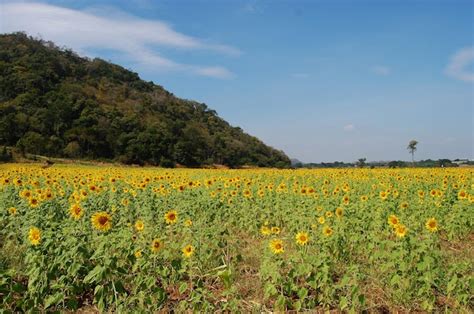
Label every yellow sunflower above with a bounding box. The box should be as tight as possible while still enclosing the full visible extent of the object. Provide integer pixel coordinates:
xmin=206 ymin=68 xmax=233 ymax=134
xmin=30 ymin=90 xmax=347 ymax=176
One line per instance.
xmin=271 ymin=226 xmax=280 ymax=234
xmin=457 ymin=190 xmax=467 ymax=200
xmin=164 ymin=210 xmax=178 ymax=224
xmin=182 ymin=244 xmax=195 ymax=258
xmin=8 ymin=207 xmax=17 ymax=215
xmin=151 ymin=239 xmax=163 ymax=253
xmin=184 ymin=219 xmax=193 ymax=227
xmin=29 ymin=198 xmax=39 ymax=208
xmin=28 ymin=227 xmax=41 ymax=245
xmin=260 ymin=225 xmax=271 ymax=236
xmin=269 ymin=239 xmax=284 ymax=254
xmin=318 ymin=216 xmax=325 ymax=224
xmin=295 ymin=232 xmax=309 ymax=246
xmin=91 ymin=211 xmax=112 ymax=232
xmin=134 ymin=250 xmax=142 ymax=258
xmin=20 ymin=189 xmax=32 ymax=199
xmin=335 ymin=207 xmax=343 ymax=218
xmin=425 ymin=218 xmax=438 ymax=232
xmin=69 ymin=203 xmax=84 ymax=220
xmin=394 ymin=224 xmax=408 ymax=238
xmin=388 ymin=214 xmax=399 ymax=227
xmin=135 ymin=219 xmax=144 ymax=232
xmin=322 ymin=226 xmax=333 ymax=237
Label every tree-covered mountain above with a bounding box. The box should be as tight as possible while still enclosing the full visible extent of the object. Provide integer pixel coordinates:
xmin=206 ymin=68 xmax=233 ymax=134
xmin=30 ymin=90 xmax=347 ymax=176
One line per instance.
xmin=0 ymin=33 xmax=290 ymax=167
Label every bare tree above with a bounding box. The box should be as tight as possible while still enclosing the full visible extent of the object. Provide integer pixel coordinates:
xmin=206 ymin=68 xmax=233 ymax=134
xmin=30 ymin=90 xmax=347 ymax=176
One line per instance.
xmin=407 ymin=140 xmax=418 ymax=164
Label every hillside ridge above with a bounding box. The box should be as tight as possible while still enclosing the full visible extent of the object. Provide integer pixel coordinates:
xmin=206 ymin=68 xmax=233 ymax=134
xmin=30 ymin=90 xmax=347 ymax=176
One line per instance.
xmin=0 ymin=32 xmax=290 ymax=168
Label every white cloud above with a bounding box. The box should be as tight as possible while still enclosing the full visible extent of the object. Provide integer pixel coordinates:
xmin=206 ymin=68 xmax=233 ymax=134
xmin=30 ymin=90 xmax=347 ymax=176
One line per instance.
xmin=0 ymin=2 xmax=240 ymax=79
xmin=445 ymin=46 xmax=474 ymax=82
xmin=371 ymin=65 xmax=391 ymax=76
xmin=343 ymin=124 xmax=355 ymax=131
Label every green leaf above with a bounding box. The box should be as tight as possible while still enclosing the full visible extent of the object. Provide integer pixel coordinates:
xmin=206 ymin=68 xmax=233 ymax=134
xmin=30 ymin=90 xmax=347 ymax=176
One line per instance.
xmin=293 ymin=300 xmax=302 ymax=311
xmin=339 ymin=296 xmax=348 ymax=310
xmin=274 ymin=295 xmax=286 ymax=311
xmin=297 ymin=287 xmax=308 ymax=300
xmin=390 ymin=274 xmax=400 ymax=286
xmin=179 ymin=282 xmax=188 ymax=294
xmin=264 ymin=283 xmax=278 ymax=298
xmin=44 ymin=292 xmax=64 ymax=309
xmin=84 ymin=265 xmax=104 ymax=284
xmin=447 ymin=276 xmax=457 ymax=293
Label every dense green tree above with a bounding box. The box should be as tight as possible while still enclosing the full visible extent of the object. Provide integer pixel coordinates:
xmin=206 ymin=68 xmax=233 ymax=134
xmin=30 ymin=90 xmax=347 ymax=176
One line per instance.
xmin=0 ymin=33 xmax=291 ymax=167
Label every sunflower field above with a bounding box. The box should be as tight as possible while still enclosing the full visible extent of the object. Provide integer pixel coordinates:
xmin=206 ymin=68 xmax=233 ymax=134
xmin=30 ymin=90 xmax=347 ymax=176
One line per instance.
xmin=1 ymin=164 xmax=473 ymax=312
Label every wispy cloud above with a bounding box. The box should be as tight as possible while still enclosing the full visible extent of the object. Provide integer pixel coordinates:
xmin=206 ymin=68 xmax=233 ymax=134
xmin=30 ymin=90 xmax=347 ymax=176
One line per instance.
xmin=343 ymin=124 xmax=355 ymax=131
xmin=1 ymin=2 xmax=240 ymax=79
xmin=371 ymin=65 xmax=391 ymax=76
xmin=445 ymin=46 xmax=474 ymax=82
xmin=242 ymin=1 xmax=263 ymax=14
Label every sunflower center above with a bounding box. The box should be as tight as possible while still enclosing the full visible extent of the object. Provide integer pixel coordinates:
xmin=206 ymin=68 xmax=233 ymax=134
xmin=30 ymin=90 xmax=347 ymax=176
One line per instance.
xmin=98 ymin=216 xmax=108 ymax=225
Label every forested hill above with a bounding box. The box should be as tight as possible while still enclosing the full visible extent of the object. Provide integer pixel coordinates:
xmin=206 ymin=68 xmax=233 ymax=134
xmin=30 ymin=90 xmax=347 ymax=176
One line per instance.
xmin=0 ymin=33 xmax=290 ymax=168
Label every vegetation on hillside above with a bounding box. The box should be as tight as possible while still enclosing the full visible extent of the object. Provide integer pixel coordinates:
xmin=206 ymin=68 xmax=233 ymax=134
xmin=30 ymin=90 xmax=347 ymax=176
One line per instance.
xmin=0 ymin=33 xmax=290 ymax=168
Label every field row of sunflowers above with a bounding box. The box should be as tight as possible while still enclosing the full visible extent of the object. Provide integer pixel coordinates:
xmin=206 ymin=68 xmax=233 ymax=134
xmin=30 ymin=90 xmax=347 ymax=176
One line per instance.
xmin=0 ymin=164 xmax=473 ymax=311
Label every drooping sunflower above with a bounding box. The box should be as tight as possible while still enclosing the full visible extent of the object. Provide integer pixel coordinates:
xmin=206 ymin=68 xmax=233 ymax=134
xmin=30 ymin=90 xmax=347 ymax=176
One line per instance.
xmin=91 ymin=211 xmax=112 ymax=232
xmin=151 ymin=239 xmax=163 ymax=253
xmin=182 ymin=244 xmax=194 ymax=258
xmin=322 ymin=226 xmax=333 ymax=237
xmin=394 ymin=224 xmax=408 ymax=238
xmin=28 ymin=227 xmax=41 ymax=245
xmin=295 ymin=232 xmax=309 ymax=246
xmin=269 ymin=239 xmax=284 ymax=254
xmin=135 ymin=219 xmax=145 ymax=232
xmin=388 ymin=214 xmax=399 ymax=227
xmin=164 ymin=210 xmax=178 ymax=224
xmin=69 ymin=203 xmax=84 ymax=220
xmin=335 ymin=207 xmax=343 ymax=218
xmin=425 ymin=218 xmax=438 ymax=232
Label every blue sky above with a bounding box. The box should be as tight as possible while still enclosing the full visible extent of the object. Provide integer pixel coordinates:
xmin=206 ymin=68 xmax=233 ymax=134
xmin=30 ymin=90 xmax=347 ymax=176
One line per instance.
xmin=2 ymin=0 xmax=473 ymax=162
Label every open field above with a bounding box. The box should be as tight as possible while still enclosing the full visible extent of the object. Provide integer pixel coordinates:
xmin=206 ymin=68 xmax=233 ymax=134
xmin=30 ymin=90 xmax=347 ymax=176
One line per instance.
xmin=1 ymin=164 xmax=473 ymax=312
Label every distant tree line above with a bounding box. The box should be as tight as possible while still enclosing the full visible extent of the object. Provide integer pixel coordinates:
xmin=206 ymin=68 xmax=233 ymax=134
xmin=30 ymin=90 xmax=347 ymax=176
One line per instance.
xmin=0 ymin=33 xmax=290 ymax=168
xmin=292 ymin=159 xmax=464 ymax=169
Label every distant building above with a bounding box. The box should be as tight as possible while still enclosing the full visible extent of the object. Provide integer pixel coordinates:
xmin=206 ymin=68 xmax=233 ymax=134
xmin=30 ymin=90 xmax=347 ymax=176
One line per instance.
xmin=453 ymin=159 xmax=469 ymax=165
